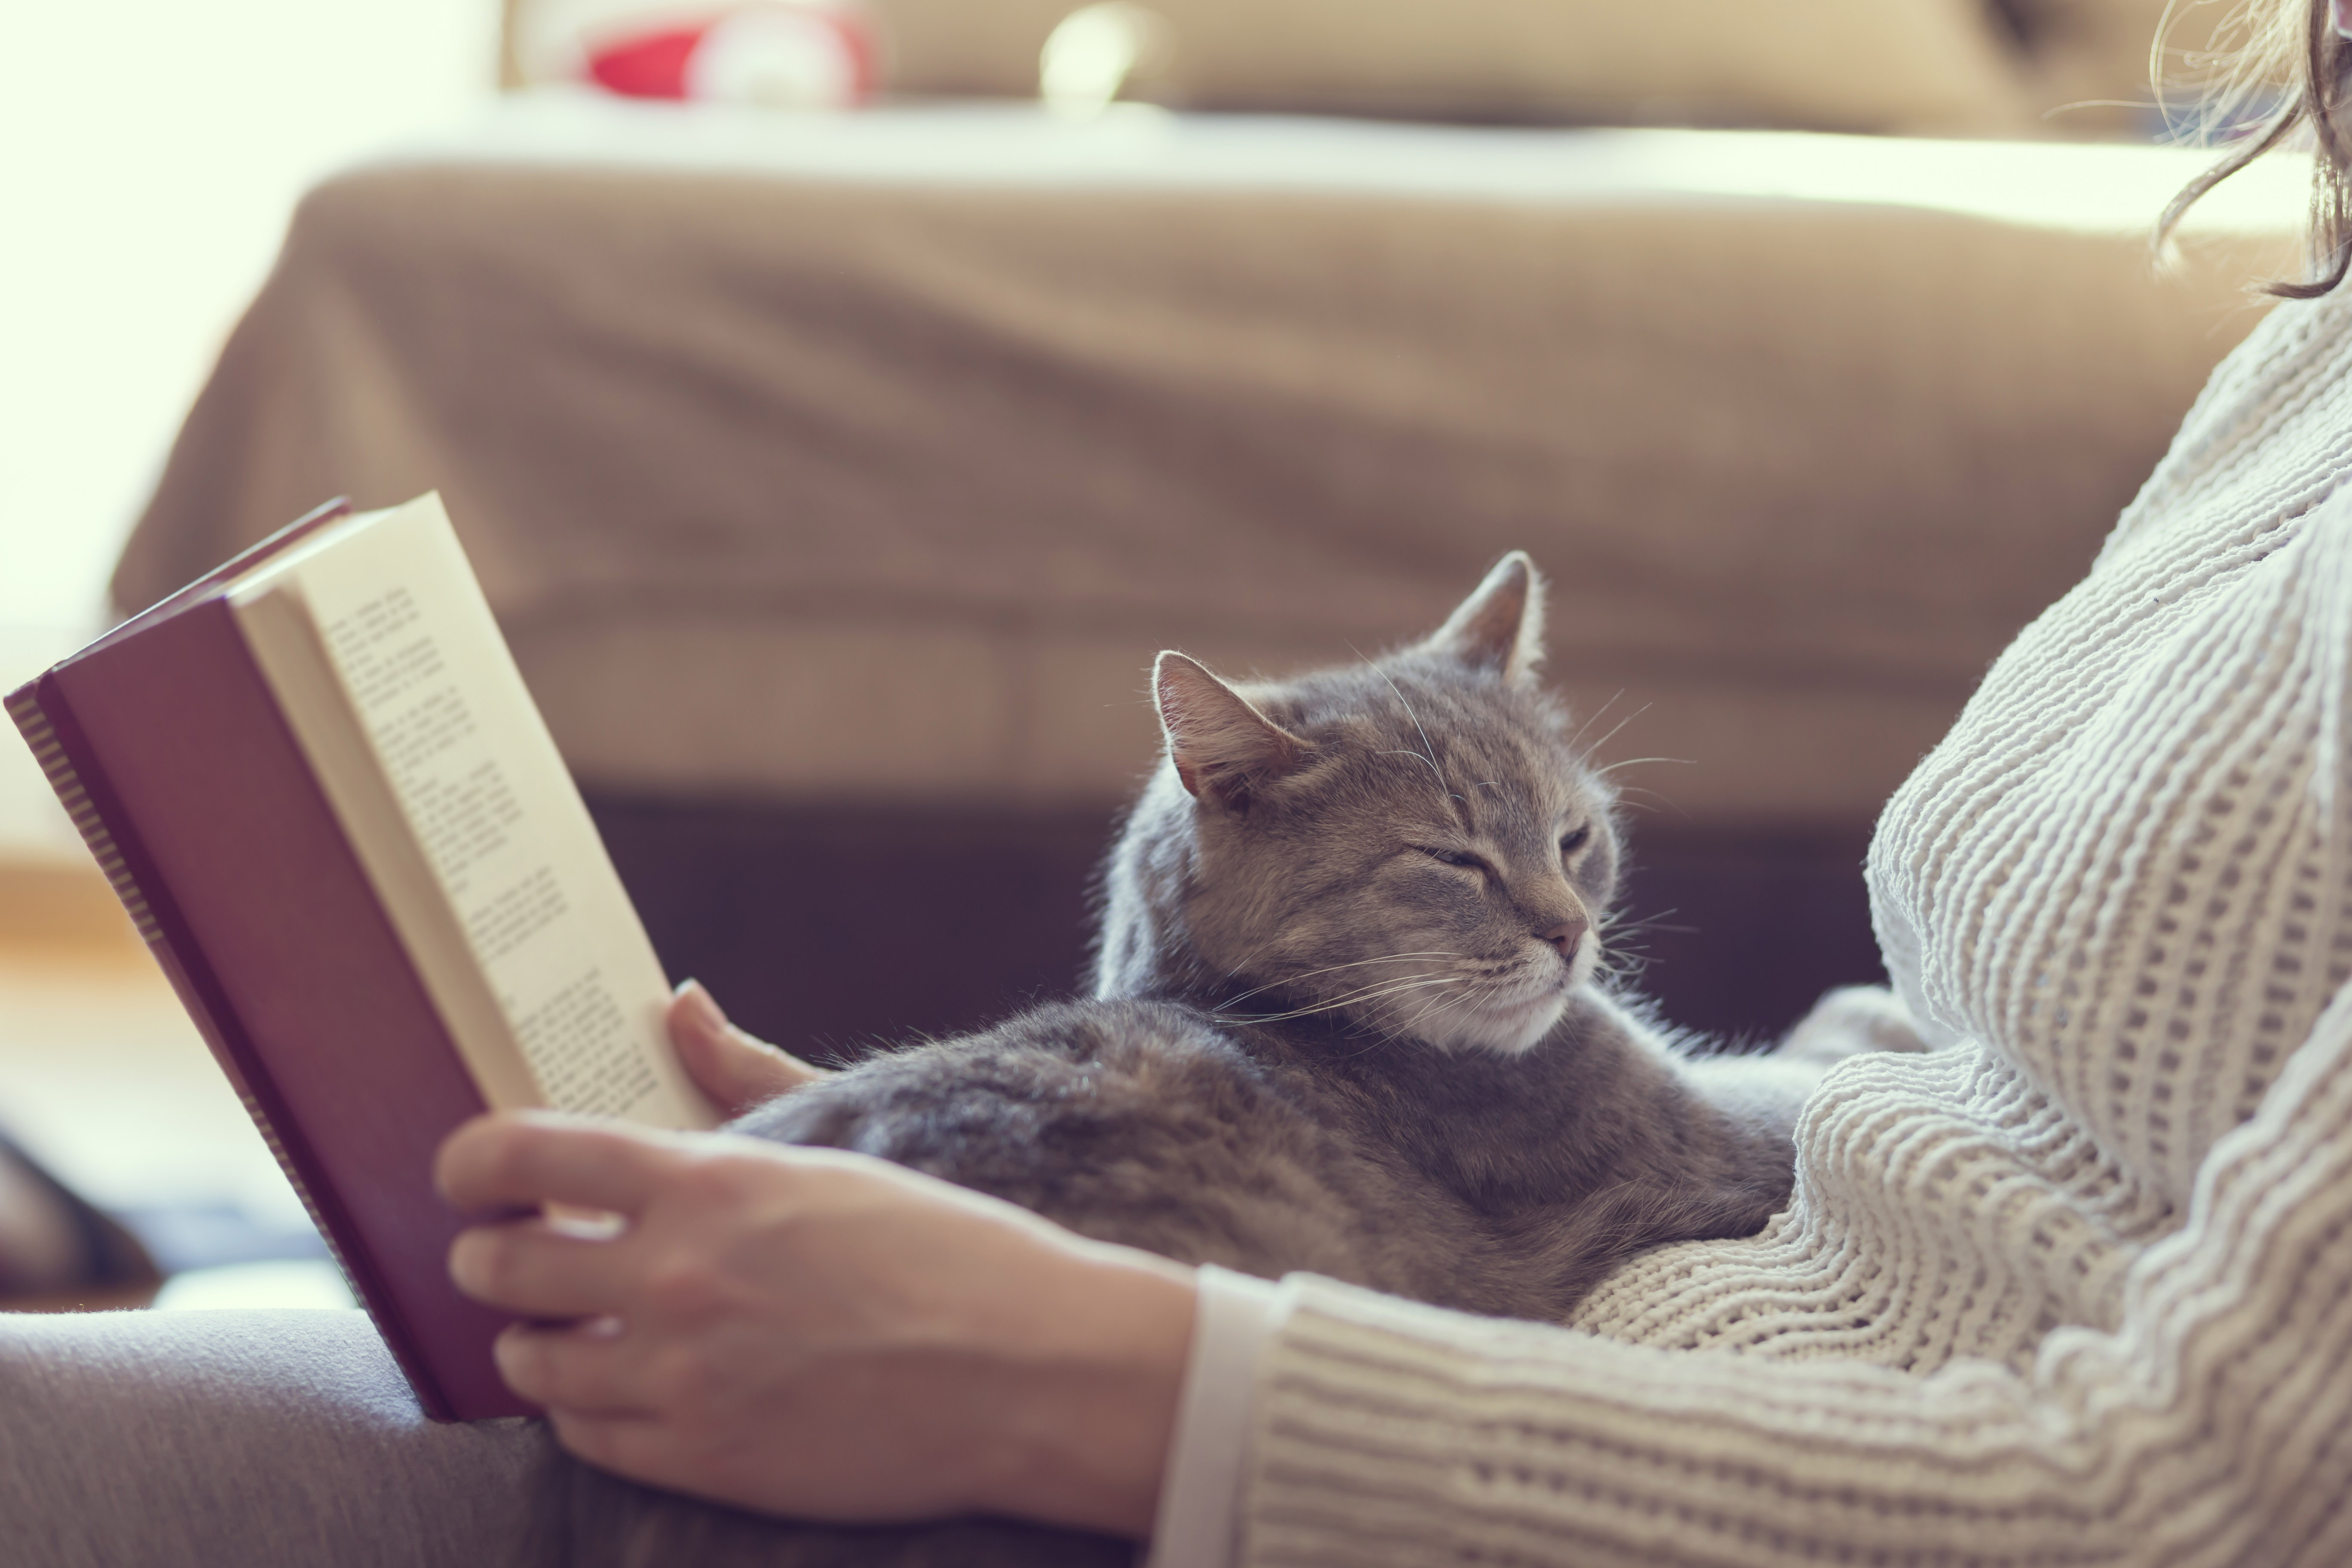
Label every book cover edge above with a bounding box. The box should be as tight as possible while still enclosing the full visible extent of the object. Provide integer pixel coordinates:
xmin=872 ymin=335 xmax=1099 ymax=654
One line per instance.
xmin=81 ymin=497 xmax=356 ymax=663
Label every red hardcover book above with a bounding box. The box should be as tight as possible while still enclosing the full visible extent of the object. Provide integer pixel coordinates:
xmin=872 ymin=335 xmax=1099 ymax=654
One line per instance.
xmin=6 ymin=495 xmax=716 ymax=1420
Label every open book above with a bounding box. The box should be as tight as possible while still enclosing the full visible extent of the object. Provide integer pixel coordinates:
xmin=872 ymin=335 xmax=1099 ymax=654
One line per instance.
xmin=6 ymin=494 xmax=717 ymax=1419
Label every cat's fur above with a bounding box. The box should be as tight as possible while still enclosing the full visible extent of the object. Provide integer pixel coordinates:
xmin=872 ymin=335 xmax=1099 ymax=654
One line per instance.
xmin=540 ymin=552 xmax=1905 ymax=1567
xmin=732 ymin=551 xmax=1849 ymax=1314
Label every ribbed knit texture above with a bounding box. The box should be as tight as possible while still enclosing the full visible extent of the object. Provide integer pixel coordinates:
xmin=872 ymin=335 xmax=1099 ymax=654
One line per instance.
xmin=1237 ymin=287 xmax=2352 ymax=1565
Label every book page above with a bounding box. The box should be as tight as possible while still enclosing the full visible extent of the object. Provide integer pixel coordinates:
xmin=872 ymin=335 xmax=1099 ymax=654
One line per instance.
xmin=233 ymin=497 xmax=717 ymax=1130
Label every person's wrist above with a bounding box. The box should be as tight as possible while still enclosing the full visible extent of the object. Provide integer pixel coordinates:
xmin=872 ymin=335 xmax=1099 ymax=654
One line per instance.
xmin=977 ymin=1240 xmax=1198 ymax=1537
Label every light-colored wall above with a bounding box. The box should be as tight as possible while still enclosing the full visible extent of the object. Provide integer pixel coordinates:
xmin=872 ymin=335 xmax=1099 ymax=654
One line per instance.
xmin=501 ymin=0 xmax=527 ymax=87
xmin=0 ymin=0 xmax=501 ymax=864
xmin=0 ymin=0 xmax=498 ymax=641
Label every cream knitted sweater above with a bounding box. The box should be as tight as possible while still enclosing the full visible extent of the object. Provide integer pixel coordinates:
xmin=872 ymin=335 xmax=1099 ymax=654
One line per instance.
xmin=1236 ymin=286 xmax=2352 ymax=1565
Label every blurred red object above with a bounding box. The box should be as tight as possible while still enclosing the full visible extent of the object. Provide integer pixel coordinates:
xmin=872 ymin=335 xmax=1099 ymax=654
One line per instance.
xmin=585 ymin=5 xmax=873 ymax=107
xmin=587 ymin=24 xmax=703 ymax=96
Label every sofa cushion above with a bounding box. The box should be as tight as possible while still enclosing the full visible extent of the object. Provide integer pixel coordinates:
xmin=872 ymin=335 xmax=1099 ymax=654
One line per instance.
xmin=115 ymin=102 xmax=2297 ymax=831
xmin=514 ymin=0 xmax=2035 ymax=133
xmin=872 ymin=0 xmax=2035 ymax=133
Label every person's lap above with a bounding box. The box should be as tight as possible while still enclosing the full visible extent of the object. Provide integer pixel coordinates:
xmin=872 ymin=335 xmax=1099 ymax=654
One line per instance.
xmin=0 ymin=1308 xmax=541 ymax=1568
xmin=0 ymin=1308 xmax=1138 ymax=1568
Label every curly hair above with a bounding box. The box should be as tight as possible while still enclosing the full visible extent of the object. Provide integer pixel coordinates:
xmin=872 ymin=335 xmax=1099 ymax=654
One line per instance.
xmin=2160 ymin=0 xmax=2352 ymax=297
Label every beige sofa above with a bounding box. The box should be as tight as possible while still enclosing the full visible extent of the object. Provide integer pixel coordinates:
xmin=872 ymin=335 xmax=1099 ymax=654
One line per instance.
xmin=111 ymin=1 xmax=2303 ymax=1050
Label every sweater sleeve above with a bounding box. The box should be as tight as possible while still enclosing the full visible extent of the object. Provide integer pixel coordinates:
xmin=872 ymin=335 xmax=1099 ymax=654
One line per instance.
xmin=1235 ymin=980 xmax=2352 ymax=1567
xmin=1148 ymin=1266 xmax=1284 ymax=1568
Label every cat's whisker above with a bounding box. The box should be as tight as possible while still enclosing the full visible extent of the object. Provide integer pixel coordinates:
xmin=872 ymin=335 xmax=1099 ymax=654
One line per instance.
xmin=1246 ymin=974 xmax=1462 ymax=1012
xmin=1212 ymin=952 xmax=1468 ymax=1009
xmin=1393 ymin=986 xmax=1476 ymax=1036
xmin=1377 ymin=749 xmax=1453 ymax=795
xmin=1598 ymin=908 xmax=1698 ymax=948
xmin=1216 ymin=932 xmax=1294 ymax=982
xmin=1214 ymin=975 xmax=1464 ymax=1028
xmin=1337 ymin=1029 xmax=1408 ymax=1060
xmin=1340 ymin=1004 xmax=1451 ymax=1058
xmin=1368 ymin=662 xmax=1453 ymax=800
xmin=1352 ymin=977 xmax=1491 ymax=1043
xmin=1343 ymin=980 xmax=1488 ymax=1057
xmin=1568 ymin=689 xmax=1627 ymax=752
xmin=1301 ymin=975 xmax=1466 ymax=1013
xmin=1592 ymin=756 xmax=1696 ymax=777
xmin=1612 ymin=785 xmax=1688 ymax=821
xmin=1577 ymin=702 xmax=1653 ymax=766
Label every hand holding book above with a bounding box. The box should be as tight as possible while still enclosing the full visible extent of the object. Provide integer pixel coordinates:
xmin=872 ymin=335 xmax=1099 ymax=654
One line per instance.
xmin=9 ymin=494 xmax=723 ymax=1417
xmin=437 ymin=990 xmax=1197 ymax=1538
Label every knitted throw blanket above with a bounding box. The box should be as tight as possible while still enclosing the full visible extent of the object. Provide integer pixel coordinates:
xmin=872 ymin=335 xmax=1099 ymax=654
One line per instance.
xmin=1236 ymin=289 xmax=2352 ymax=1565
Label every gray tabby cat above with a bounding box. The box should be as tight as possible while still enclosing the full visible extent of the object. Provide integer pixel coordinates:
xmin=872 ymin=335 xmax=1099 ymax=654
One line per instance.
xmin=540 ymin=552 xmax=1907 ymax=1568
xmin=738 ymin=551 xmax=1882 ymax=1314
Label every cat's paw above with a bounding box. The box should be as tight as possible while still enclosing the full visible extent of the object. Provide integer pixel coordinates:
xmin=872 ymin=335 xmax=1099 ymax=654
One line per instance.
xmin=1776 ymin=985 xmax=1931 ymax=1065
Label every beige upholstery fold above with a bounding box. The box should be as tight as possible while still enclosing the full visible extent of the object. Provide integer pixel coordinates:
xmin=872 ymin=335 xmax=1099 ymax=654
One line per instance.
xmin=116 ymin=104 xmax=2295 ymax=826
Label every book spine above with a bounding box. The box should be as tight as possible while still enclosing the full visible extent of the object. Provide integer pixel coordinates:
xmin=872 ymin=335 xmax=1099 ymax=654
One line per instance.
xmin=6 ymin=685 xmax=162 ymax=945
xmin=4 ymin=683 xmax=370 ymax=1305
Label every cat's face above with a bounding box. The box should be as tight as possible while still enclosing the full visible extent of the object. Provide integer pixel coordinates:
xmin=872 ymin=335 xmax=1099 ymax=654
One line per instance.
xmin=1134 ymin=553 xmax=1621 ymax=1055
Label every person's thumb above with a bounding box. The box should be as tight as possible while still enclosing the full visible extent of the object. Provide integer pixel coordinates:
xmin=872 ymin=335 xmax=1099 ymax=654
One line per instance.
xmin=668 ymin=980 xmax=831 ymax=1117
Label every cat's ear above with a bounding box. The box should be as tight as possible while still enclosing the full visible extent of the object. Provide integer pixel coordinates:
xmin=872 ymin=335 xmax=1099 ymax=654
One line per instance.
xmin=1419 ymin=551 xmax=1545 ymax=684
xmin=1154 ymin=652 xmax=1306 ymax=810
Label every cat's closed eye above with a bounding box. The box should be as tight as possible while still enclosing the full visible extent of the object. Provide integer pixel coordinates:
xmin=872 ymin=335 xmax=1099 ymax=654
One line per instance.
xmin=1559 ymin=826 xmax=1592 ymax=855
xmin=1417 ymin=845 xmax=1489 ymax=873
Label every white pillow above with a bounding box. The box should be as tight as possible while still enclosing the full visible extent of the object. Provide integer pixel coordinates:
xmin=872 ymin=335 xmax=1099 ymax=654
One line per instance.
xmin=869 ymin=0 xmax=2036 ymax=135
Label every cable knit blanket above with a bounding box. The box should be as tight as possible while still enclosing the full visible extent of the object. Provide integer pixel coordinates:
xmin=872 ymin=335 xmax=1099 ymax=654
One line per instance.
xmin=1232 ymin=284 xmax=2352 ymax=1562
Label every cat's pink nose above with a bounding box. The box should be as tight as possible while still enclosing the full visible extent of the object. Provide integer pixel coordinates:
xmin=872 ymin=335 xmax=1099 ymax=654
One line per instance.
xmin=1539 ymin=919 xmax=1586 ymax=959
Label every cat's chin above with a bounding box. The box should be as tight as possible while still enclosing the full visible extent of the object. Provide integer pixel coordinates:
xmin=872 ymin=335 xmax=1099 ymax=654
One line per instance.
xmin=1417 ymin=994 xmax=1571 ymax=1057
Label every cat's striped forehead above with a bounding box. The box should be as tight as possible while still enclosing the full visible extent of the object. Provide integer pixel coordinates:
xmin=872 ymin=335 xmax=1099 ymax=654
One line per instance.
xmin=1246 ymin=653 xmax=1608 ymax=843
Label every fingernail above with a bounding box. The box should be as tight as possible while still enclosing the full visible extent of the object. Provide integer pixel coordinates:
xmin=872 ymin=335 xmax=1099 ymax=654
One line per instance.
xmin=678 ymin=979 xmax=728 ymax=1035
xmin=447 ymin=1231 xmax=487 ymax=1295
